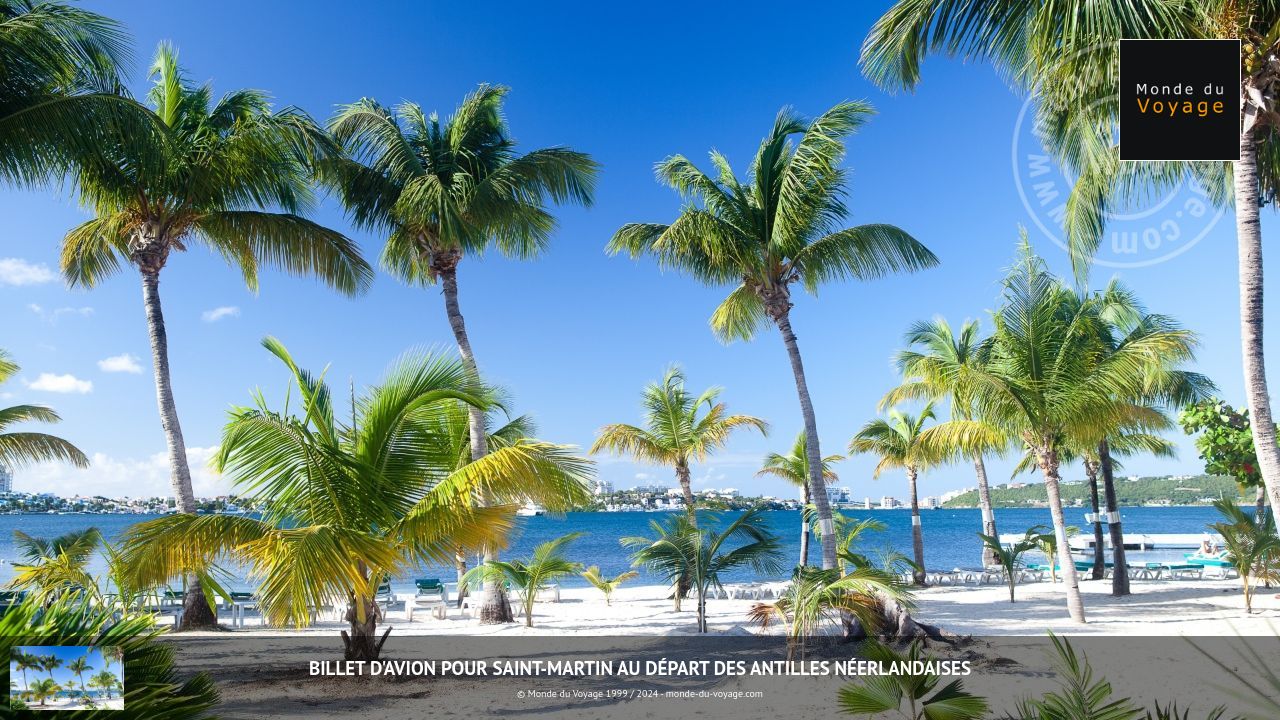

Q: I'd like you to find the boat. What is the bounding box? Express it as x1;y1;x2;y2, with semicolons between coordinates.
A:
516;502;545;517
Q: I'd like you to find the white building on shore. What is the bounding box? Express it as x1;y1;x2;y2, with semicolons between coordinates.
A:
0;464;11;494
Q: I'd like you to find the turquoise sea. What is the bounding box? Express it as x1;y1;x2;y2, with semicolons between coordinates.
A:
0;506;1232;595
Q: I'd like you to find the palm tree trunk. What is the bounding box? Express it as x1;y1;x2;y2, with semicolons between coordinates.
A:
675;461;697;526
1036;448;1086;623
140;270;216;630
1256;485;1267;525
799;483;810;567
1084;460;1105;580
1098;440;1129;596
438;263;512;624
906;467;925;585
973;453;998;567
772;309;837;570
341;595;388;661
1236;128;1280;513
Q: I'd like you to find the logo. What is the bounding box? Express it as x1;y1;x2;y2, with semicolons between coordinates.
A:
1012;43;1227;269
1119;39;1240;161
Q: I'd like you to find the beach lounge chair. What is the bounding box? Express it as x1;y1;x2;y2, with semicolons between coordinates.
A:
375;581;397;610
979;566;1006;585
533;583;561;603
1159;563;1204;580
414;578;448;603
1185;553;1239;579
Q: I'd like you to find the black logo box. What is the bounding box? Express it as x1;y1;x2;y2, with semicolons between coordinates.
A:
1119;38;1240;161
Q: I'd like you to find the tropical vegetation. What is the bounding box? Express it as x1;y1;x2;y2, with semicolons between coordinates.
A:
1208;499;1280;614
581;566;638;606
609;100;938;570
837;640;988;720
466;532;583;627
979;528;1042;603
757;431;843;566
116;339;592;659
0;349;88;472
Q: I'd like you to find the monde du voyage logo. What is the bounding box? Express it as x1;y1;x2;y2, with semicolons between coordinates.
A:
1119;39;1240;161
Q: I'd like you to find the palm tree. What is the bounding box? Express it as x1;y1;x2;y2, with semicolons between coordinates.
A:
8;527;101;598
28;678;58;707
0;350;88;471
849;403;936;586
861;0;1280;531
11;651;39;696
619;514;695;612
39;654;60;683
609;101;938;570
0;0;150;186
757;432;843;566
118;338;591;660
625;509;784;633
60;44;371;629
99;647;121;678
467;533;583;627
581;566;638;606
838;641;988;720
66;656;90;699
882;318;1003;566
1210;499;1280;614
325;84;596;624
88;671;117;701
978;529;1041;603
593;366;768;524
918;241;1199;623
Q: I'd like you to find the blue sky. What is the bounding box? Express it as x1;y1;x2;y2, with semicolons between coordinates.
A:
10;646;117;692
0;1;1272;501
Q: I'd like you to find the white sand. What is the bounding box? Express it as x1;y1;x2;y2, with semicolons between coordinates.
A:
185;574;1280;637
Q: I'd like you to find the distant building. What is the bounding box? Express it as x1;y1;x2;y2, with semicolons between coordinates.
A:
863;497;873;510
922;496;940;509
0;464;11;493
825;486;851;505
880;495;900;509
595;479;614;496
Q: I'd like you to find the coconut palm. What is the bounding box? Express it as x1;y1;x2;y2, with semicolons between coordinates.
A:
849;403;936;586
39;653;60;684
59;44;371;628
581;566;638;606
861;0;1280;533
27;678;58;707
619;514;695;612
979;529;1041;603
918;241;1199;623
117;338;592;660
0;350;88;471
99;646;122;678
593;366;768;524
882;318;1004;566
757;432;843;567
325;84;596;624
467;532;583;627
0;0;150;185
66;656;91;698
625;508;784;633
88;671;117;701
11;651;39;696
609;101;938;570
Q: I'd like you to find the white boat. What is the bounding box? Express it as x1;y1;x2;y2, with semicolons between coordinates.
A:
517;502;545;517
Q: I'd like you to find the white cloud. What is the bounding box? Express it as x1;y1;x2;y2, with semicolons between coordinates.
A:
16;446;227;498
633;472;651;481
201;306;240;323
0;258;55;286
28;304;94;322
98;353;143;374
26;372;93;394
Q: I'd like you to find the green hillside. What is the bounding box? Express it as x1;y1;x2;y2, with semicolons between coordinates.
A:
942;474;1247;508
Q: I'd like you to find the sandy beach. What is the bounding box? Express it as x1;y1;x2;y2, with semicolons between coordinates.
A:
181;575;1280;638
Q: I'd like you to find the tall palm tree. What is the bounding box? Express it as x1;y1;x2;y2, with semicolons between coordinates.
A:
862;0;1280;530
65;656;90;699
609;101;938;569
919;241;1199;623
849;403;936;586
882;318;1004;566
756;431;844;566
593;366;768;524
12;651;39;696
39;654;60;683
325;84;597;623
0;350;88;471
118;338;592;660
59;44;372;628
0;0;148;185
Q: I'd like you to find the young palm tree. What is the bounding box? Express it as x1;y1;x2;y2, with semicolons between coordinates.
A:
60;44;372;629
8;527;101;598
756;431;843;566
862;0;1280;528
66;656;91;699
918;241;1199;623
467;533;583;627
1210;499;1280;614
27;678;58;707
593;366;768;524
978;529;1041;603
625;509;784;633
325;84;596;624
849;403;936;586
88;671;117;700
619;514;696;612
882;318;1004;566
118;338;592;660
580;566;638;606
0;350;88;471
609;101;938;570
838;641;988;720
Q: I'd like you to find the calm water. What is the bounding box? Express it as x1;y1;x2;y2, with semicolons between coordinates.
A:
0;506;1230;594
